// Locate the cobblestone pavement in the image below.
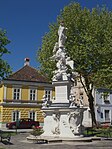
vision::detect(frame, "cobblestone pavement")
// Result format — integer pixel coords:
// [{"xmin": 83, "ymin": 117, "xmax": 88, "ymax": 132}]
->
[{"xmin": 0, "ymin": 133, "xmax": 112, "ymax": 149}]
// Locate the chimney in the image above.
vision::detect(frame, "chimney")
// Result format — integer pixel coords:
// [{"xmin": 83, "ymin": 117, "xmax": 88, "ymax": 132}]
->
[{"xmin": 24, "ymin": 58, "xmax": 30, "ymax": 66}]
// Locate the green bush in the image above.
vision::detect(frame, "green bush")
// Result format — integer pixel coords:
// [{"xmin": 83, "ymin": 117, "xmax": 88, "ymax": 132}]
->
[{"xmin": 31, "ymin": 126, "xmax": 44, "ymax": 136}]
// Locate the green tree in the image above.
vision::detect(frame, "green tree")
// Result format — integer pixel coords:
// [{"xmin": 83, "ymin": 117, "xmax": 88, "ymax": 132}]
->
[
  {"xmin": 0, "ymin": 29, "xmax": 12, "ymax": 79},
  {"xmin": 37, "ymin": 3, "xmax": 112, "ymax": 126}
]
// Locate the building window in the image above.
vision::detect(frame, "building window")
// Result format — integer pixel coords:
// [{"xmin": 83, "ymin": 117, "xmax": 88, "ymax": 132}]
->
[
  {"xmin": 45, "ymin": 89, "xmax": 52, "ymax": 100},
  {"xmin": 12, "ymin": 111, "xmax": 20, "ymax": 121},
  {"xmin": 105, "ymin": 110, "xmax": 110, "ymax": 122},
  {"xmin": 13, "ymin": 88, "xmax": 21, "ymax": 100},
  {"xmin": 101, "ymin": 92, "xmax": 110, "ymax": 101},
  {"xmin": 29, "ymin": 89, "xmax": 37, "ymax": 100},
  {"xmin": 29, "ymin": 111, "xmax": 36, "ymax": 121},
  {"xmin": 79, "ymin": 93, "xmax": 83, "ymax": 105}
]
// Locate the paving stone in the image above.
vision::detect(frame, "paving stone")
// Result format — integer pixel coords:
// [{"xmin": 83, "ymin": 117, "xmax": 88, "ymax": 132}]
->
[{"xmin": 0, "ymin": 132, "xmax": 112, "ymax": 149}]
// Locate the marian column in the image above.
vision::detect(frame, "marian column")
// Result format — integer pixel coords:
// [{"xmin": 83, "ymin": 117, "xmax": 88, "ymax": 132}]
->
[
  {"xmin": 52, "ymin": 22, "xmax": 73, "ymax": 103},
  {"xmin": 42, "ymin": 22, "xmax": 86, "ymax": 138},
  {"xmin": 52, "ymin": 22, "xmax": 70, "ymax": 81}
]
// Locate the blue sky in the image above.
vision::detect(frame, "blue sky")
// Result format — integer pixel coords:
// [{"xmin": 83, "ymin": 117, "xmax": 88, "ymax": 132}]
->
[{"xmin": 0, "ymin": 0, "xmax": 112, "ymax": 72}]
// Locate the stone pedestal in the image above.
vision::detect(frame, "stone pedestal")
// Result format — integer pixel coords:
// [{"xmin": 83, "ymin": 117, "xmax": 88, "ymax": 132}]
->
[
  {"xmin": 42, "ymin": 80, "xmax": 87, "ymax": 138},
  {"xmin": 42, "ymin": 107, "xmax": 86, "ymax": 138},
  {"xmin": 52, "ymin": 81, "xmax": 71, "ymax": 103}
]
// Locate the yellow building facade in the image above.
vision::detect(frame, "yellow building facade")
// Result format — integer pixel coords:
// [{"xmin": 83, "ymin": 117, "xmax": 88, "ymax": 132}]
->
[{"xmin": 0, "ymin": 58, "xmax": 55, "ymax": 127}]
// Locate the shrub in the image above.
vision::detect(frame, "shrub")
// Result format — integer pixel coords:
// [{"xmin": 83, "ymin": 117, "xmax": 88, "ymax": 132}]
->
[{"xmin": 31, "ymin": 126, "xmax": 44, "ymax": 136}]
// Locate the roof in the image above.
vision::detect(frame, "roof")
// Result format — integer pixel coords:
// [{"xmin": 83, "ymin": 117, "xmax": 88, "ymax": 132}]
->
[{"xmin": 5, "ymin": 65, "xmax": 48, "ymax": 83}]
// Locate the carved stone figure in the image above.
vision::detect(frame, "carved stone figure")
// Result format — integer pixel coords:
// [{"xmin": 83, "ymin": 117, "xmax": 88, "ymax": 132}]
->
[
  {"xmin": 52, "ymin": 23, "xmax": 70, "ymax": 81},
  {"xmin": 58, "ymin": 22, "xmax": 67, "ymax": 48},
  {"xmin": 52, "ymin": 113, "xmax": 60, "ymax": 135},
  {"xmin": 53, "ymin": 42, "xmax": 59, "ymax": 54},
  {"xmin": 79, "ymin": 95, "xmax": 83, "ymax": 107},
  {"xmin": 68, "ymin": 111, "xmax": 83, "ymax": 134},
  {"xmin": 42, "ymin": 95, "xmax": 51, "ymax": 108},
  {"xmin": 69, "ymin": 94, "xmax": 77, "ymax": 107},
  {"xmin": 51, "ymin": 42, "xmax": 59, "ymax": 60},
  {"xmin": 42, "ymin": 95, "xmax": 48, "ymax": 108}
]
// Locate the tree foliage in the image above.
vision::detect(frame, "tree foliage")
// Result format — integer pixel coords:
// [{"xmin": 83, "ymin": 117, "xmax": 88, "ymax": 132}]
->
[
  {"xmin": 37, "ymin": 2, "xmax": 112, "ymax": 125},
  {"xmin": 0, "ymin": 29, "xmax": 12, "ymax": 80},
  {"xmin": 37, "ymin": 23, "xmax": 59, "ymax": 80}
]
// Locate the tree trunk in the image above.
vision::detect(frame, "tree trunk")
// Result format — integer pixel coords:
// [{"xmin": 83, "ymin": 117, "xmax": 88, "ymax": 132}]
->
[
  {"xmin": 88, "ymin": 91, "xmax": 97, "ymax": 127},
  {"xmin": 80, "ymin": 75, "xmax": 97, "ymax": 127}
]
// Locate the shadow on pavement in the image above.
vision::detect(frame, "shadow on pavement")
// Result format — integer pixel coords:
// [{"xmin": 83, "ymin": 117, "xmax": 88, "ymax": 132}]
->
[{"xmin": 1, "ymin": 140, "xmax": 13, "ymax": 145}]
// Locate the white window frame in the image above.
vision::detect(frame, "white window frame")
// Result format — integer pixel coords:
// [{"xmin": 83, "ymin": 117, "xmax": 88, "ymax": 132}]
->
[
  {"xmin": 80, "ymin": 93, "xmax": 83, "ymax": 100},
  {"xmin": 104, "ymin": 109, "xmax": 110, "ymax": 122},
  {"xmin": 28, "ymin": 111, "xmax": 37, "ymax": 121},
  {"xmin": 101, "ymin": 92, "xmax": 110, "ymax": 101},
  {"xmin": 12, "ymin": 110, "xmax": 20, "ymax": 122},
  {"xmin": 44, "ymin": 88, "xmax": 52, "ymax": 100},
  {"xmin": 4, "ymin": 85, "xmax": 7, "ymax": 99},
  {"xmin": 29, "ymin": 87, "xmax": 37, "ymax": 101},
  {"xmin": 13, "ymin": 87, "xmax": 21, "ymax": 100}
]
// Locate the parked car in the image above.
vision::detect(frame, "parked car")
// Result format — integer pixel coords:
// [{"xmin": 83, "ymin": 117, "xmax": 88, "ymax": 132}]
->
[{"xmin": 6, "ymin": 118, "xmax": 39, "ymax": 129}]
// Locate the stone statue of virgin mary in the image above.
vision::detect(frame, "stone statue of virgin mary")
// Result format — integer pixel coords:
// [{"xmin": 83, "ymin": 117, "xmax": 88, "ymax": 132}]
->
[{"xmin": 58, "ymin": 21, "xmax": 67, "ymax": 48}]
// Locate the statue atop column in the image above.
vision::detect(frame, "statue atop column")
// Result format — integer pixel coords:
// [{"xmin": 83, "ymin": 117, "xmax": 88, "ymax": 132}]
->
[
  {"xmin": 58, "ymin": 21, "xmax": 67, "ymax": 48},
  {"xmin": 41, "ymin": 21, "xmax": 86, "ymax": 139},
  {"xmin": 52, "ymin": 22, "xmax": 71, "ymax": 81}
]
